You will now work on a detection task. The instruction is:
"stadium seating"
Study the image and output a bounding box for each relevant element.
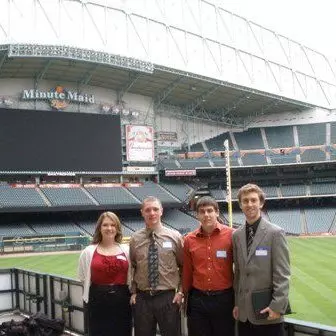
[230,187,240,200]
[205,132,232,151]
[162,209,199,234]
[211,157,226,167]
[121,217,144,231]
[178,158,211,168]
[29,220,81,234]
[297,123,326,146]
[0,222,35,236]
[265,126,294,148]
[280,184,307,197]
[331,122,336,144]
[41,187,95,206]
[269,155,297,165]
[261,185,279,198]
[0,185,47,208]
[85,186,140,205]
[209,189,227,201]
[190,142,204,151]
[234,128,264,150]
[241,153,267,166]
[310,182,336,195]
[231,211,246,226]
[121,225,135,237]
[305,208,335,233]
[160,182,193,202]
[267,208,302,234]
[211,186,278,200]
[77,219,96,235]
[224,154,240,167]
[300,149,326,163]
[126,181,180,204]
[158,159,180,169]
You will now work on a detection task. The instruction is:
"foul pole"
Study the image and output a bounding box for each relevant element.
[224,139,233,228]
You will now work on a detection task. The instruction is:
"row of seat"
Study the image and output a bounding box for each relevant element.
[159,148,333,169]
[210,182,336,200]
[0,182,191,208]
[205,123,334,151]
[0,181,333,209]
[225,207,336,235]
[0,207,334,238]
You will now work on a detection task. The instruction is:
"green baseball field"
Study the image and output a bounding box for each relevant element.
[0,236,335,327]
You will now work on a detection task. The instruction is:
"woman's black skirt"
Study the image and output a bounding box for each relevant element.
[88,283,132,336]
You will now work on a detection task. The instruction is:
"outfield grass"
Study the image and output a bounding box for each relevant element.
[0,253,80,279]
[287,236,336,327]
[0,237,335,327]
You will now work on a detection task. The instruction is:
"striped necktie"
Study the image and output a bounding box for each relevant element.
[247,226,255,254]
[148,232,159,289]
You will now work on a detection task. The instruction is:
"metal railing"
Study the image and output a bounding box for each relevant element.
[0,268,335,336]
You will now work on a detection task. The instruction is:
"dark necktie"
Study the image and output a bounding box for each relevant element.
[247,226,254,254]
[148,232,159,289]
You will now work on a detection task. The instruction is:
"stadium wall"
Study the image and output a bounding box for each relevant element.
[0,78,154,125]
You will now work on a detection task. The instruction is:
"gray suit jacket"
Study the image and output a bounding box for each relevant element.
[233,218,290,325]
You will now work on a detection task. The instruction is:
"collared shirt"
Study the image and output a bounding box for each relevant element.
[245,217,261,248]
[130,225,183,292]
[183,222,234,293]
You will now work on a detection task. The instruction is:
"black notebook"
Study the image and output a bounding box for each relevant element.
[252,289,292,320]
[251,289,272,320]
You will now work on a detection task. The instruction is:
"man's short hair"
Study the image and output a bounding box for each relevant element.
[237,183,265,204]
[141,196,162,209]
[196,196,219,212]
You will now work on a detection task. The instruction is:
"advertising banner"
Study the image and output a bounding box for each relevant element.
[126,125,154,162]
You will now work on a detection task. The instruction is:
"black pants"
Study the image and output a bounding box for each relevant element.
[187,288,234,336]
[88,284,132,336]
[238,320,284,336]
[133,290,181,336]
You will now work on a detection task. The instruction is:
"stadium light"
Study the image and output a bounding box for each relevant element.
[8,44,154,74]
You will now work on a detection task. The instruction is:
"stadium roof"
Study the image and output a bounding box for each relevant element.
[0,44,316,127]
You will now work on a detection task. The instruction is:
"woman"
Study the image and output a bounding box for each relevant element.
[78,212,132,336]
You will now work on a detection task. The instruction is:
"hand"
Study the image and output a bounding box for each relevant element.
[260,307,280,320]
[130,293,137,305]
[172,292,184,306]
[233,306,239,320]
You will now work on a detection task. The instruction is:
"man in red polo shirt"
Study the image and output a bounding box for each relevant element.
[183,196,234,336]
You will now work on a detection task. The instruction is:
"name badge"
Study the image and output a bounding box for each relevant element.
[116,255,127,261]
[216,250,227,258]
[255,249,268,256]
[163,241,172,248]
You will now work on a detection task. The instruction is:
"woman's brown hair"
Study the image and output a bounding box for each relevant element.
[92,211,123,244]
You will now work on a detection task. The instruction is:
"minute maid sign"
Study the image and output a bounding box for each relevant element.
[22,86,95,110]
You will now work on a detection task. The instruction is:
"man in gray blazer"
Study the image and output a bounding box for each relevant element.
[232,184,290,336]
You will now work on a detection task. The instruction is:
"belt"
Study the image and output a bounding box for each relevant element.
[192,287,233,296]
[137,289,175,297]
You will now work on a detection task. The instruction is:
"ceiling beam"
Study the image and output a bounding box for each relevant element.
[79,64,99,88]
[117,72,142,101]
[185,85,220,113]
[156,65,317,109]
[157,103,244,127]
[153,76,184,110]
[35,60,53,83]
[0,53,7,72]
